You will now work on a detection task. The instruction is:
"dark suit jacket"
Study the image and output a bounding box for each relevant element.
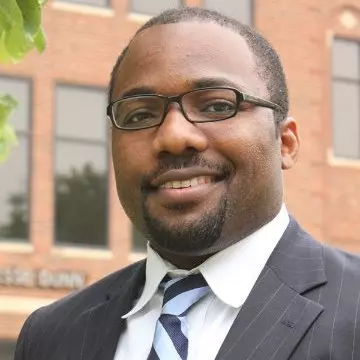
[14,218,360,360]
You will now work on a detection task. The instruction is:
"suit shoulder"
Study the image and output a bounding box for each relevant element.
[15,260,145,360]
[31,259,145,321]
[290,218,360,275]
[321,243,360,298]
[323,243,360,273]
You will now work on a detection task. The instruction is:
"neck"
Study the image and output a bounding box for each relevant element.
[150,204,284,270]
[150,245,213,270]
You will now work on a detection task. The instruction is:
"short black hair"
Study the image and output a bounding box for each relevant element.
[108,7,289,126]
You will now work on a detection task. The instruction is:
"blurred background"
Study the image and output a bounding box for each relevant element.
[0,0,360,358]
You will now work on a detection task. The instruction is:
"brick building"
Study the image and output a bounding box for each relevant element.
[0,0,360,358]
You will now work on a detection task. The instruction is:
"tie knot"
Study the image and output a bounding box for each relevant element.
[161,273,209,317]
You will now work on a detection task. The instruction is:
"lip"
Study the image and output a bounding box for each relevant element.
[150,167,224,188]
[148,180,226,206]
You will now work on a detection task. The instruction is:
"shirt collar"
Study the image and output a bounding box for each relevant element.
[123,204,289,318]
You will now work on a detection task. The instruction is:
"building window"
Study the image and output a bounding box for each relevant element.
[0,76,31,242]
[332,38,360,159]
[130,0,183,16]
[132,226,147,253]
[55,84,108,247]
[57,0,110,7]
[0,340,16,360]
[203,0,252,25]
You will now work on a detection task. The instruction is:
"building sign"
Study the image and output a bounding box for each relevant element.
[0,266,87,290]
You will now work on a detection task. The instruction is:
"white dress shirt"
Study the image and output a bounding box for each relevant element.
[114,205,289,360]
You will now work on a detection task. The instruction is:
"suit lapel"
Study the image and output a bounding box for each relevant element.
[215,218,327,360]
[63,260,146,360]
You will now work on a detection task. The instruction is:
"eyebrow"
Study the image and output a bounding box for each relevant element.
[119,86,156,99]
[116,77,249,100]
[191,77,249,92]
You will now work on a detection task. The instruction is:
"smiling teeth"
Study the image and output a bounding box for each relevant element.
[161,176,213,189]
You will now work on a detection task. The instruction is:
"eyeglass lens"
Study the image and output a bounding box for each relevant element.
[112,88,238,129]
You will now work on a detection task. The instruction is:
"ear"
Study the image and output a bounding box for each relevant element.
[280,117,300,170]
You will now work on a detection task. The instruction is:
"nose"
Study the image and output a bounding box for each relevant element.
[152,106,208,156]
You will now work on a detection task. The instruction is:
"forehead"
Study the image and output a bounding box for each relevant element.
[113,21,266,99]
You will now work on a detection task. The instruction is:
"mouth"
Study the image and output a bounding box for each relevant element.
[159,175,216,189]
[149,167,227,189]
[146,168,229,207]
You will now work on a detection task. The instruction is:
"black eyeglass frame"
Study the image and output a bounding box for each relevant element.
[107,86,282,131]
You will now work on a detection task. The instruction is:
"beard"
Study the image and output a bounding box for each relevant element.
[138,151,233,255]
[142,196,228,254]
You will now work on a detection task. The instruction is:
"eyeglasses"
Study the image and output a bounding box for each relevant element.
[107,87,282,131]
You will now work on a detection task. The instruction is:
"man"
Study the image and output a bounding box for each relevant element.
[15,7,360,360]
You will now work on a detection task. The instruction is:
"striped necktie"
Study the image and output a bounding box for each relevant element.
[147,273,210,360]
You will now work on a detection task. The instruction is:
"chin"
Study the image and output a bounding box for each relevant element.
[143,200,228,255]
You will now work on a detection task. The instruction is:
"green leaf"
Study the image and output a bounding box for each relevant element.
[0,0,46,63]
[33,27,46,53]
[0,0,23,33]
[0,0,26,62]
[0,94,18,127]
[0,123,18,163]
[16,0,41,38]
[0,94,18,163]
[0,30,13,63]
[4,24,32,63]
[0,0,47,163]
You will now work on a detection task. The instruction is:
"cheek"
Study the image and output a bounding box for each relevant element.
[112,132,152,176]
[205,117,279,176]
[111,133,150,219]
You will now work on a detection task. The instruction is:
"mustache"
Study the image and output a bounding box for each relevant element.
[140,153,233,192]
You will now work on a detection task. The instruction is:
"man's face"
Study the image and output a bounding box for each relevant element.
[111,21,298,263]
